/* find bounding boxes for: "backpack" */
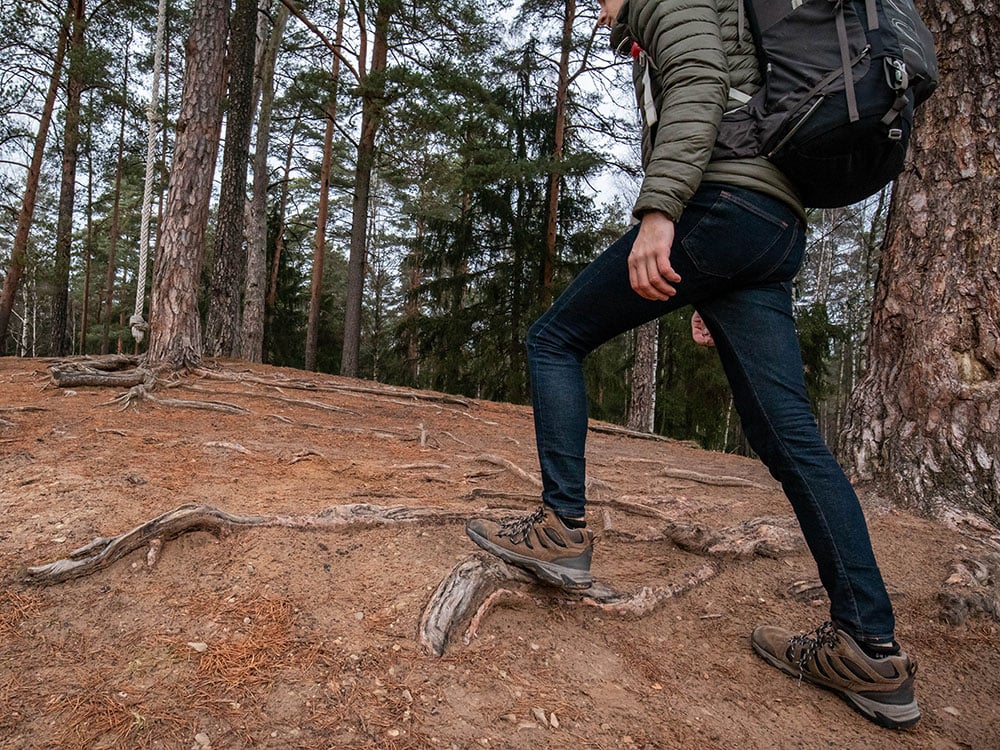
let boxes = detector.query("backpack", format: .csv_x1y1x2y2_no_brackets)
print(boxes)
714,0,938,208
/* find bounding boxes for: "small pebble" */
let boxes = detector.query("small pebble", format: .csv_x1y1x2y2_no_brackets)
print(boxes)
187,642,208,653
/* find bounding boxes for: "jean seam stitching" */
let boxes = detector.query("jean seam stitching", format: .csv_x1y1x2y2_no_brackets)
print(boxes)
710,314,868,636
681,200,788,279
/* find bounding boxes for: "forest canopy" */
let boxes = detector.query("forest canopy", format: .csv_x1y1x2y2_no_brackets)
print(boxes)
0,0,916,457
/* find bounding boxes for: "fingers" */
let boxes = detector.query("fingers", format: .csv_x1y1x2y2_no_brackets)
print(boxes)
630,260,678,300
629,212,680,300
691,311,715,347
628,246,680,300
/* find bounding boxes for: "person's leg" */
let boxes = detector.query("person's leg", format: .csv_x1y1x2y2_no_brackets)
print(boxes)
697,286,896,644
466,226,685,589
524,184,806,520
525,226,683,519
467,184,808,589
465,221,698,588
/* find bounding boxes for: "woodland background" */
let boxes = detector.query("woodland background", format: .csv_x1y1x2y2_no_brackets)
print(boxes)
0,0,996,520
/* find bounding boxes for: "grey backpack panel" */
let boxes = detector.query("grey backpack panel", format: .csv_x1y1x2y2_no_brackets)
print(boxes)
714,0,938,208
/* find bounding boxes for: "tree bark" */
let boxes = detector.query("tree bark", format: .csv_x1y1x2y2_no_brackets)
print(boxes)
841,4,1000,525
80,93,95,354
48,0,86,357
626,319,658,432
146,0,229,369
241,1,289,362
0,13,68,352
204,0,261,357
341,0,392,378
101,42,130,355
265,121,298,334
305,0,347,371
540,0,576,309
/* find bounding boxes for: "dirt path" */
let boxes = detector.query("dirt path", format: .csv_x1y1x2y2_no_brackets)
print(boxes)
1,357,997,749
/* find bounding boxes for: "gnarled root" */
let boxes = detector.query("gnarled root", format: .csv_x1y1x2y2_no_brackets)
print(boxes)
939,553,1000,625
417,554,718,656
24,503,517,585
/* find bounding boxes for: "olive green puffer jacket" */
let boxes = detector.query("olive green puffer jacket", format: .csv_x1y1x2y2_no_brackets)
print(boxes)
611,0,806,223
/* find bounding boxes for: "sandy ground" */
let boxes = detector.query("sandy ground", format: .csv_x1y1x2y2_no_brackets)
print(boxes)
1,356,998,750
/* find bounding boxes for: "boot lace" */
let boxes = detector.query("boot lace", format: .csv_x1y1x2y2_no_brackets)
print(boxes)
497,507,546,544
789,621,841,677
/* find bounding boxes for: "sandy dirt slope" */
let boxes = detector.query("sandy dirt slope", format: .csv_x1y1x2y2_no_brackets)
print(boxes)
1,357,997,749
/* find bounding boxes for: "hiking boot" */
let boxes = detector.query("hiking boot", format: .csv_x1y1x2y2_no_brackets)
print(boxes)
752,621,920,729
465,506,593,590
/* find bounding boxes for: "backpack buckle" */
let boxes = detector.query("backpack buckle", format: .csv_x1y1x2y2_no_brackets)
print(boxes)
885,58,909,91
888,127,903,141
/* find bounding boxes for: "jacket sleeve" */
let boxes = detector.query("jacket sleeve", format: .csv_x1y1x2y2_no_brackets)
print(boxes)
629,0,729,221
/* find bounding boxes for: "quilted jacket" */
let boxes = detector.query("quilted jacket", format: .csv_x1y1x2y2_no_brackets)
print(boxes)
611,0,806,223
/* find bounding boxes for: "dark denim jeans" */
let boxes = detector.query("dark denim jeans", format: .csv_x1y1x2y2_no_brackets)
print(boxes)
526,183,896,644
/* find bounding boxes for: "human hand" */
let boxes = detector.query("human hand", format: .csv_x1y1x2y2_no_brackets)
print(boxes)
628,211,681,301
597,0,625,27
691,311,715,347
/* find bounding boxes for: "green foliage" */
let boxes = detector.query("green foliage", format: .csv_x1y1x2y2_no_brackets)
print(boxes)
795,301,846,408
0,0,886,456
654,310,733,450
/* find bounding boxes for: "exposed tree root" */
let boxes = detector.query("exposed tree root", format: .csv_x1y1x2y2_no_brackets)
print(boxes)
177,383,361,416
608,516,805,559
190,366,472,407
474,454,542,488
587,422,686,444
464,490,673,524
417,553,718,656
23,503,516,585
49,360,154,389
939,552,1000,625
657,467,768,489
103,379,249,414
46,360,471,421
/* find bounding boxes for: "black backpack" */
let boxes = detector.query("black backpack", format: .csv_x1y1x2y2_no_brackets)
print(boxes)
714,0,938,208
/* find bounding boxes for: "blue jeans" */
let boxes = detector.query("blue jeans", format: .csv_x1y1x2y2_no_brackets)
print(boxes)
526,183,895,644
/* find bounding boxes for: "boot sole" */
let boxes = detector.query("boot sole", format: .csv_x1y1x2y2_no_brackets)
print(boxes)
465,526,592,590
751,639,921,729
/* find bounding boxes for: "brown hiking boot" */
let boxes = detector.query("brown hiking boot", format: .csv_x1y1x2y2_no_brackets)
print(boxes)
752,621,920,729
465,506,593,590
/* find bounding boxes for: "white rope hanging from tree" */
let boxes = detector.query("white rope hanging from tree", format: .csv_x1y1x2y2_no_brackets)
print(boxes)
130,0,168,345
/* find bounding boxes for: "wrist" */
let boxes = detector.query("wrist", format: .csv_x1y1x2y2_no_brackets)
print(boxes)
639,209,674,226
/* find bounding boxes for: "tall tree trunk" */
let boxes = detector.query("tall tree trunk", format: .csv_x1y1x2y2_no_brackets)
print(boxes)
0,7,69,352
49,0,86,357
341,0,392,378
540,0,575,308
80,92,95,355
402,213,424,385
101,42,130,354
841,4,1000,525
305,0,347,371
266,122,298,332
204,0,260,357
626,319,658,432
146,0,229,369
241,1,288,363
